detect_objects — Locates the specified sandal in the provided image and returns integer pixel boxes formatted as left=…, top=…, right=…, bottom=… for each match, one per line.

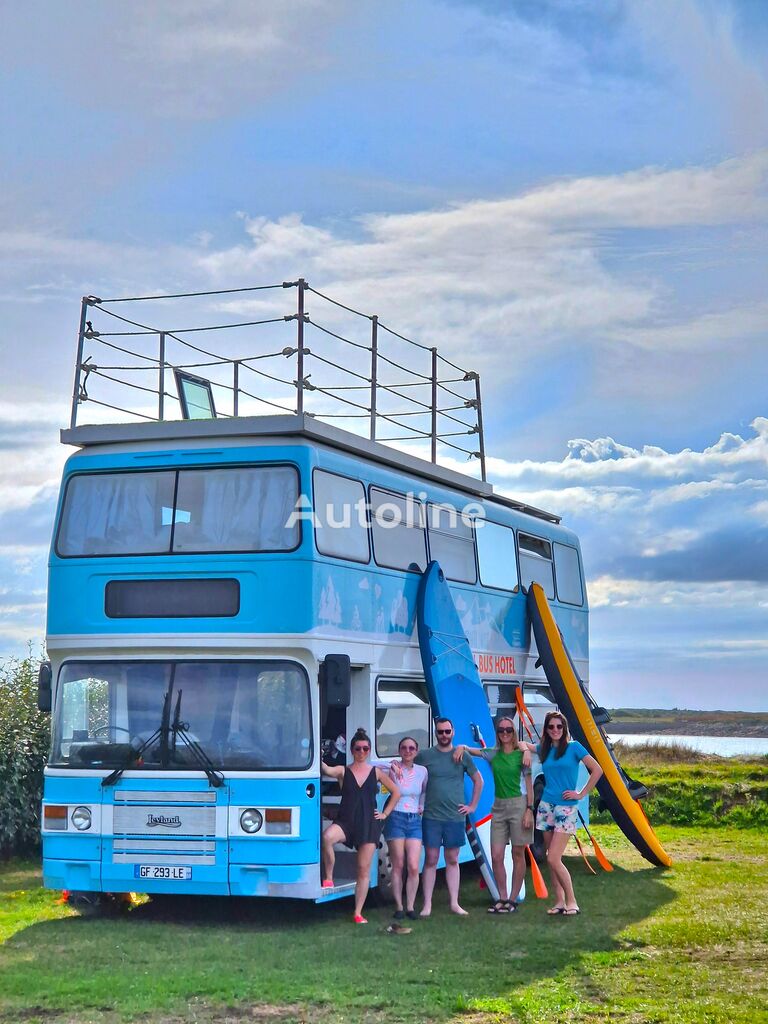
left=547, top=906, right=566, bottom=915
left=353, top=914, right=368, bottom=924
left=321, top=879, right=334, bottom=888
left=487, top=900, right=510, bottom=914
left=505, top=900, right=518, bottom=913
left=563, top=907, right=581, bottom=915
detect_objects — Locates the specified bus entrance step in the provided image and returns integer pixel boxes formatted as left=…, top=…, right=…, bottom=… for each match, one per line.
left=314, top=881, right=356, bottom=904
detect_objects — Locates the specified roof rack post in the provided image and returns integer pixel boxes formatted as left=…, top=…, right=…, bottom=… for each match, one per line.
left=158, top=332, right=166, bottom=421
left=475, top=373, right=486, bottom=482
left=233, top=359, right=240, bottom=417
left=70, top=296, right=90, bottom=429
left=296, top=278, right=306, bottom=415
left=370, top=315, right=378, bottom=440
left=430, top=347, right=438, bottom=464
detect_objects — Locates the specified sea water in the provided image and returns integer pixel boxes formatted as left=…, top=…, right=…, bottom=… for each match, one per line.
left=607, top=734, right=768, bottom=757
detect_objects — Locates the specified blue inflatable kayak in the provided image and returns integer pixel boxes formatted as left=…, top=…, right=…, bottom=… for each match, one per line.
left=417, top=561, right=511, bottom=903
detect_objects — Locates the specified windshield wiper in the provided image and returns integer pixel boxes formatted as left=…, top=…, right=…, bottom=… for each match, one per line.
left=169, top=689, right=225, bottom=789
left=102, top=688, right=172, bottom=788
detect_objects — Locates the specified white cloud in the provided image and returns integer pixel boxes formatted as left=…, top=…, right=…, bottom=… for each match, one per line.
left=588, top=575, right=768, bottom=610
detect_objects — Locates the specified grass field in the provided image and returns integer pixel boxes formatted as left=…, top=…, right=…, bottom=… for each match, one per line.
left=1, top=826, right=766, bottom=1024
left=590, top=746, right=768, bottom=828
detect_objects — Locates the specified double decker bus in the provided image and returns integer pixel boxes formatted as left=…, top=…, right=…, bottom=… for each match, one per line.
left=39, top=282, right=588, bottom=907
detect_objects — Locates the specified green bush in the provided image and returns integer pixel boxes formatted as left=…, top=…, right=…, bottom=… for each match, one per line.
left=589, top=750, right=768, bottom=829
left=0, top=655, right=51, bottom=858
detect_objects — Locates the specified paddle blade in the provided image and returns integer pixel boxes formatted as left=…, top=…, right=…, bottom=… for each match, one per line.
left=573, top=833, right=597, bottom=875
left=586, top=829, right=614, bottom=872
left=526, top=846, right=548, bottom=898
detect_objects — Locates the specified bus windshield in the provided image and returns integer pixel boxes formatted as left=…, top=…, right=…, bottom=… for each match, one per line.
left=50, top=660, right=312, bottom=771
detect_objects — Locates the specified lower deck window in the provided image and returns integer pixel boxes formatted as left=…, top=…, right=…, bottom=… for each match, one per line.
left=375, top=678, right=430, bottom=756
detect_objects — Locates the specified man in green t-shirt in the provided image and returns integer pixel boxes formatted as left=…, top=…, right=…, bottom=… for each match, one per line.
left=414, top=717, right=483, bottom=916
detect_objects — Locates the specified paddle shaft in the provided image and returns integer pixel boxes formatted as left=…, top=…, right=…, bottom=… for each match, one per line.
left=515, top=688, right=613, bottom=872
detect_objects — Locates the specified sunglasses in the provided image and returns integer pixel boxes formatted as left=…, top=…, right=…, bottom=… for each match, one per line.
left=547, top=722, right=564, bottom=731
left=436, top=728, right=452, bottom=735
left=400, top=745, right=417, bottom=751
left=352, top=744, right=370, bottom=752
left=497, top=727, right=514, bottom=734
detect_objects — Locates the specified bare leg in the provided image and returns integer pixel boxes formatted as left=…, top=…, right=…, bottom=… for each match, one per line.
left=388, top=838, right=405, bottom=911
left=404, top=838, right=422, bottom=912
left=321, top=823, right=346, bottom=884
left=354, top=843, right=376, bottom=918
left=490, top=843, right=509, bottom=902
left=509, top=845, right=527, bottom=904
left=445, top=847, right=467, bottom=915
left=544, top=830, right=566, bottom=911
left=546, top=831, right=577, bottom=910
left=420, top=846, right=440, bottom=917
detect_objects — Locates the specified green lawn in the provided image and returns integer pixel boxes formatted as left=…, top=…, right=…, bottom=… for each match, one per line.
left=1, top=827, right=766, bottom=1023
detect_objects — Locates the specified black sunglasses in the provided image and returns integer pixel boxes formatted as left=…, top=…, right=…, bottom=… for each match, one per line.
left=436, top=728, right=452, bottom=735
left=497, top=726, right=514, bottom=734
left=353, top=744, right=371, bottom=751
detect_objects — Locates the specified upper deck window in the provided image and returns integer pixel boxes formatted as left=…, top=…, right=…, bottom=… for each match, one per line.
left=369, top=487, right=426, bottom=573
left=172, top=466, right=298, bottom=553
left=476, top=520, right=519, bottom=592
left=554, top=542, right=584, bottom=606
left=313, top=470, right=370, bottom=563
left=518, top=532, right=555, bottom=599
left=56, top=465, right=299, bottom=557
left=427, top=504, right=476, bottom=584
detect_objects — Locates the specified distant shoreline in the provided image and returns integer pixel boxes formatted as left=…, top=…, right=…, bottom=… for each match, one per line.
left=606, top=708, right=768, bottom=738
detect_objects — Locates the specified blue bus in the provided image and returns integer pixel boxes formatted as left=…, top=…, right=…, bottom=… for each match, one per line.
left=39, top=283, right=589, bottom=908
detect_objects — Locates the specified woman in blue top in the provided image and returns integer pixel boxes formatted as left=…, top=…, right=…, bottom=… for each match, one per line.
left=534, top=711, right=602, bottom=916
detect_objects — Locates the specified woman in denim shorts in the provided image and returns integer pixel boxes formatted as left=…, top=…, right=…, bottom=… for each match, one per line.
left=382, top=736, right=428, bottom=920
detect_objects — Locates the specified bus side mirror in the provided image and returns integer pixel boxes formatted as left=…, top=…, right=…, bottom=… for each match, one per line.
left=38, top=661, right=52, bottom=713
left=320, top=655, right=351, bottom=708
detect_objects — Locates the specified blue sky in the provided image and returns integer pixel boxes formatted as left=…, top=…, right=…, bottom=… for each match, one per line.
left=1, top=0, right=766, bottom=709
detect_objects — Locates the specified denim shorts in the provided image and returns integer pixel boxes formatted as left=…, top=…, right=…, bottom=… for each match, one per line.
left=421, top=816, right=466, bottom=850
left=384, top=810, right=423, bottom=841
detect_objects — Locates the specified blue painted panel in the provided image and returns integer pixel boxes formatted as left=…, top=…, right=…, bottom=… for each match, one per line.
left=43, top=835, right=102, bottom=861
left=228, top=777, right=319, bottom=865
left=44, top=859, right=100, bottom=892
left=43, top=775, right=104, bottom=802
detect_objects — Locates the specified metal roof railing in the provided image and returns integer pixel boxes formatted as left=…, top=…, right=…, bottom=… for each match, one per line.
left=69, top=279, right=487, bottom=480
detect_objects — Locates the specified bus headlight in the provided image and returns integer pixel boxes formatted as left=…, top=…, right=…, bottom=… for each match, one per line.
left=71, top=806, right=92, bottom=831
left=240, top=809, right=263, bottom=834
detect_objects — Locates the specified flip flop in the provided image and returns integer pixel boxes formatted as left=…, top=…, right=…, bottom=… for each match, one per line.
left=353, top=914, right=368, bottom=924
left=547, top=907, right=566, bottom=915
left=321, top=879, right=334, bottom=888
left=563, top=908, right=581, bottom=915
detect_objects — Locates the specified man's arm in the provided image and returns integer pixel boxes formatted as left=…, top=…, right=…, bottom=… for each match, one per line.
left=458, top=769, right=483, bottom=816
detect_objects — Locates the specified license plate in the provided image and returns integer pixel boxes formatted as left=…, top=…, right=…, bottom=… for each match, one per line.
left=133, top=865, right=192, bottom=880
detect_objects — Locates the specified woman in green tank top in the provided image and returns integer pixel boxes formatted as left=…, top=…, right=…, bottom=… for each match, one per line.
left=454, top=716, right=534, bottom=913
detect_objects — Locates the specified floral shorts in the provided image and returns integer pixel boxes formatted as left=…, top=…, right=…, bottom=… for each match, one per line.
left=536, top=800, right=579, bottom=835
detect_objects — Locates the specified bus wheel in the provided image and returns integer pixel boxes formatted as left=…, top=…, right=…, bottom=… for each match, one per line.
left=375, top=835, right=394, bottom=904
left=66, top=891, right=127, bottom=917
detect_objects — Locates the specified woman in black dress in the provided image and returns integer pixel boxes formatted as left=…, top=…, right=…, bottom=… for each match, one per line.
left=321, top=727, right=401, bottom=923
